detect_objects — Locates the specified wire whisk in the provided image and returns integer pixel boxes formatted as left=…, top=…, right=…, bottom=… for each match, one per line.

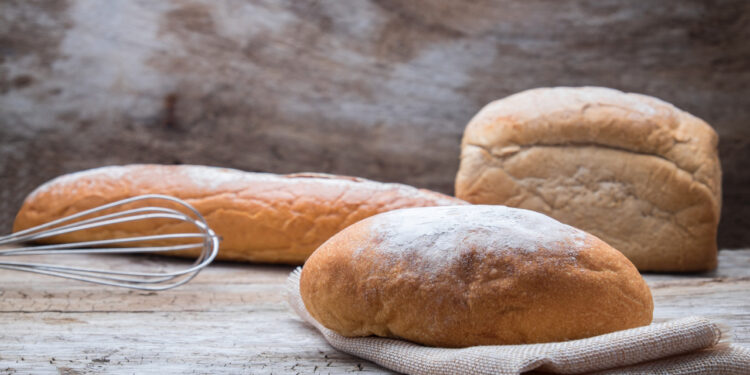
left=0, top=194, right=219, bottom=290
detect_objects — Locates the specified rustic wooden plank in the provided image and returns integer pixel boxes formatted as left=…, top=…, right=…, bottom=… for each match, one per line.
left=645, top=250, right=750, bottom=347
left=0, top=253, right=392, bottom=374
left=0, top=311, right=394, bottom=374
left=1, top=0, right=749, bottom=248
left=0, top=250, right=748, bottom=373
left=0, top=255, right=291, bottom=313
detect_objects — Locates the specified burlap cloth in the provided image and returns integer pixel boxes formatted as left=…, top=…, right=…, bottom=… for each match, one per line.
left=286, top=269, right=750, bottom=374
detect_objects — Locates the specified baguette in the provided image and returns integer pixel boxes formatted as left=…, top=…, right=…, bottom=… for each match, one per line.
left=14, top=164, right=466, bottom=264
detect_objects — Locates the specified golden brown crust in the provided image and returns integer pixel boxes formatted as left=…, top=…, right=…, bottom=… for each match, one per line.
left=13, top=164, right=466, bottom=264
left=300, top=205, right=653, bottom=347
left=455, top=87, right=721, bottom=272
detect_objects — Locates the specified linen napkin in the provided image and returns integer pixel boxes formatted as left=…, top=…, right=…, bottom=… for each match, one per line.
left=287, top=268, right=750, bottom=374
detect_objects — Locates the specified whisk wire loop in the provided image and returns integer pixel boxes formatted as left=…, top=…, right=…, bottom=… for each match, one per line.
left=0, top=194, right=219, bottom=290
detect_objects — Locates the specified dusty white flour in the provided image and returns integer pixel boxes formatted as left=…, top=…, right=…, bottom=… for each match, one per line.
left=178, top=165, right=269, bottom=190
left=28, top=165, right=457, bottom=205
left=177, top=167, right=458, bottom=203
left=361, top=205, right=587, bottom=273
left=28, top=165, right=131, bottom=199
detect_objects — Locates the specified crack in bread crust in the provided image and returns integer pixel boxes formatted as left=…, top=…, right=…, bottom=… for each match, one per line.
left=465, top=141, right=715, bottom=199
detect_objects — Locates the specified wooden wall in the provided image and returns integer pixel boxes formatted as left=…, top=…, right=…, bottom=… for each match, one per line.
left=1, top=0, right=748, bottom=247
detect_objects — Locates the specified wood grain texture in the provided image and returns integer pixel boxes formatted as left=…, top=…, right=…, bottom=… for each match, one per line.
left=0, top=249, right=748, bottom=374
left=1, top=0, right=749, bottom=248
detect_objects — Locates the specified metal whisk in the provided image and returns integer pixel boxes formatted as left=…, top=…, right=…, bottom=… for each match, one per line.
left=0, top=194, right=219, bottom=290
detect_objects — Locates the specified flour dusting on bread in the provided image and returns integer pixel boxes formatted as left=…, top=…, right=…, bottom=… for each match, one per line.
left=361, top=205, right=587, bottom=272
left=29, top=165, right=457, bottom=206
left=178, top=165, right=271, bottom=190
left=28, top=165, right=130, bottom=199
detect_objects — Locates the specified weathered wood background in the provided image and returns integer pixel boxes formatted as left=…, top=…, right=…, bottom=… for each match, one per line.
left=0, top=250, right=748, bottom=373
left=1, top=0, right=749, bottom=246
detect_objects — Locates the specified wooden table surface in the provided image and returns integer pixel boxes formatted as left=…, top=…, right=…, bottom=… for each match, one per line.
left=1, top=250, right=749, bottom=374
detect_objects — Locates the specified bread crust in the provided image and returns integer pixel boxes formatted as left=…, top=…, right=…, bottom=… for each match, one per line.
left=300, top=205, right=653, bottom=347
left=455, top=87, right=721, bottom=271
left=13, top=164, right=466, bottom=264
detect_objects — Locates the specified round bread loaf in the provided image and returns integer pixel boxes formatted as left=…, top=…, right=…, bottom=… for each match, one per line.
left=300, top=205, right=653, bottom=348
left=13, top=164, right=465, bottom=264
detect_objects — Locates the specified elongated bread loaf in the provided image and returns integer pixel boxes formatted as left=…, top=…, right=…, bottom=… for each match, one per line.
left=455, top=87, right=722, bottom=272
left=13, top=164, right=466, bottom=264
left=301, top=205, right=654, bottom=347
